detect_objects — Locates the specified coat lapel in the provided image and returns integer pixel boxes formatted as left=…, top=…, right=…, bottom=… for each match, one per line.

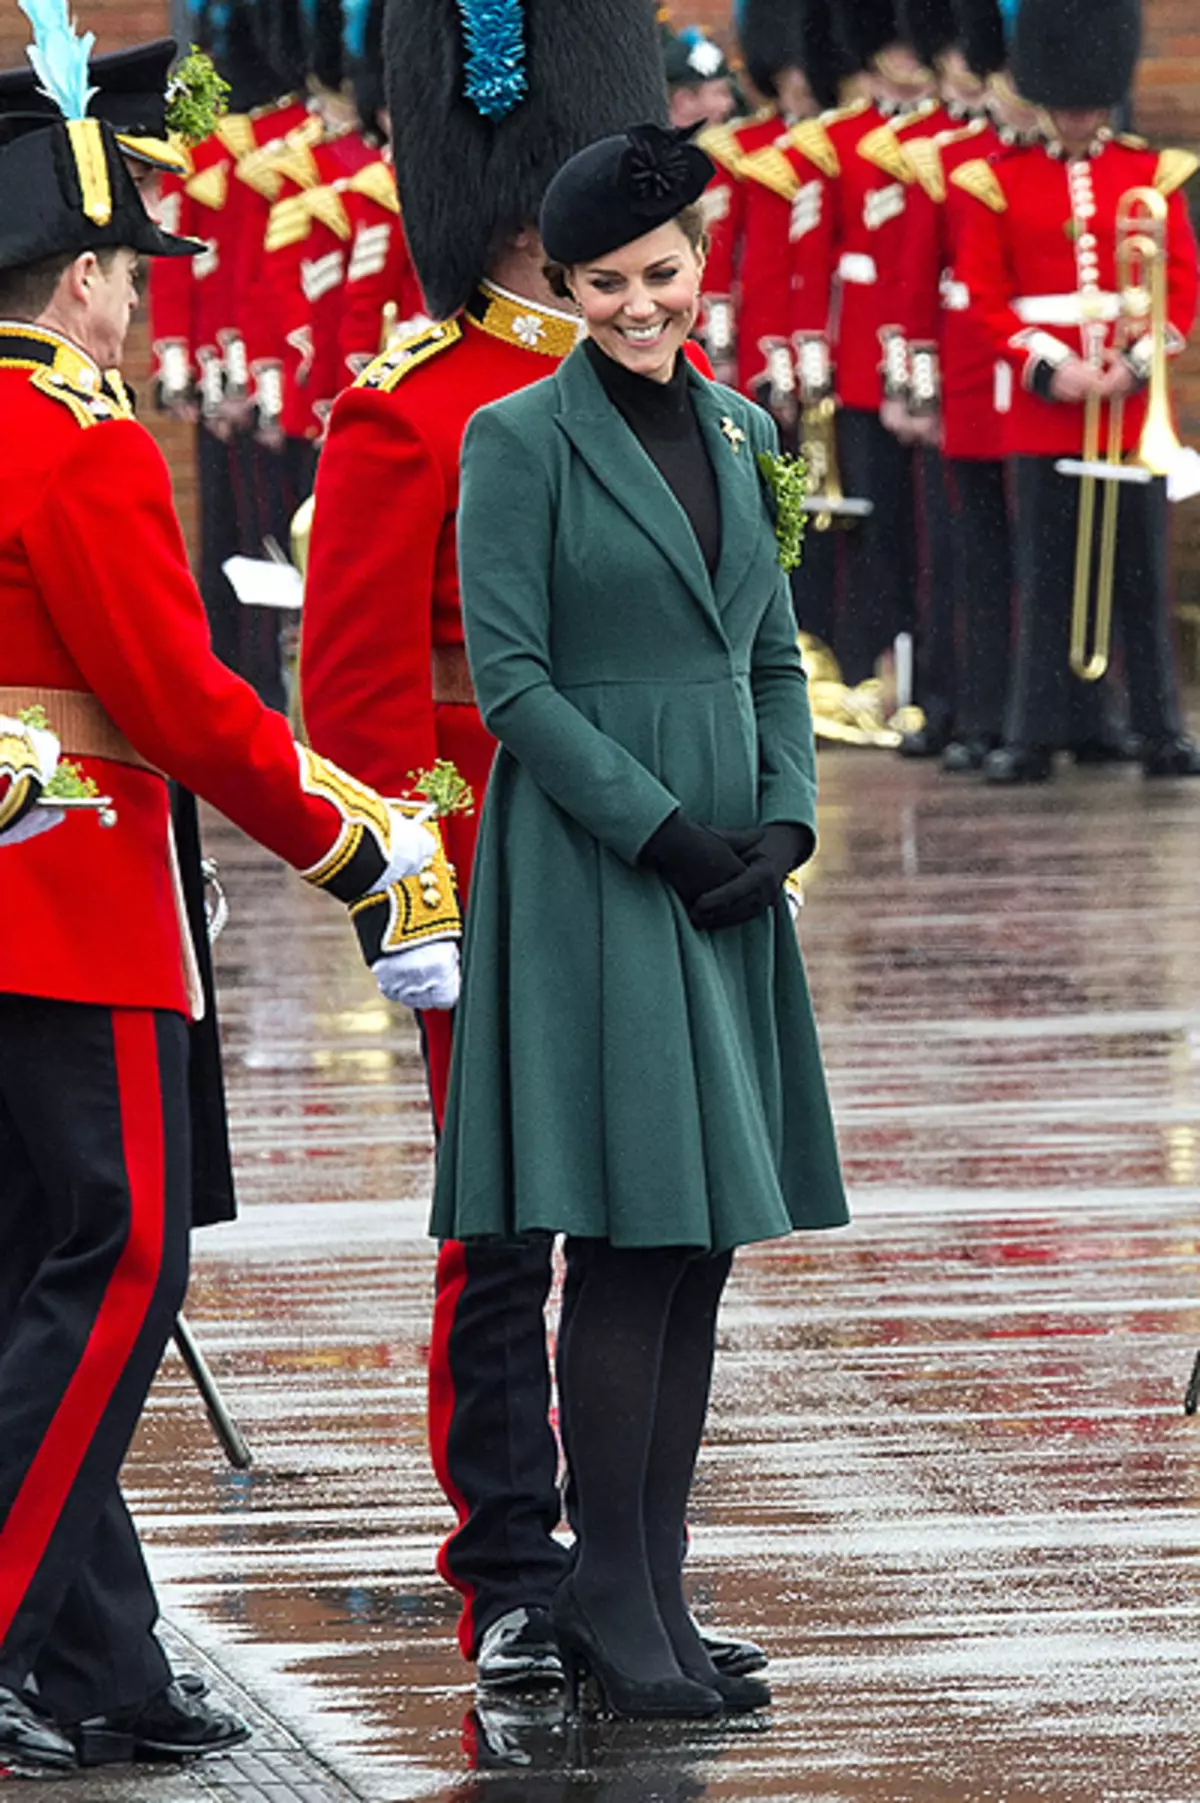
left=553, top=347, right=723, bottom=634
left=688, top=373, right=764, bottom=613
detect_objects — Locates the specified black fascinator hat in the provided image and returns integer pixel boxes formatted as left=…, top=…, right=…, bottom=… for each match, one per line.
left=540, top=124, right=714, bottom=267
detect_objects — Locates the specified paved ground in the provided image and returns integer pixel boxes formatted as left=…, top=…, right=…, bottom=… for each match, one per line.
left=17, top=747, right=1200, bottom=1801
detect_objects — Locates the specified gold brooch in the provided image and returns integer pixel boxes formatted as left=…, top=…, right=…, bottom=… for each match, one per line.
left=720, top=415, right=746, bottom=451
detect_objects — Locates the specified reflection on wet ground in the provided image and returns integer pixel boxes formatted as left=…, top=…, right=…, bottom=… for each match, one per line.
left=121, top=752, right=1200, bottom=1801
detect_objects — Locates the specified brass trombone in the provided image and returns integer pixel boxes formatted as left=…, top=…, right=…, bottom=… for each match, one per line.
left=1066, top=187, right=1181, bottom=681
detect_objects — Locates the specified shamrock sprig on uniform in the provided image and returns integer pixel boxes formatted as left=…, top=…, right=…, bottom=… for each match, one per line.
left=164, top=47, right=230, bottom=145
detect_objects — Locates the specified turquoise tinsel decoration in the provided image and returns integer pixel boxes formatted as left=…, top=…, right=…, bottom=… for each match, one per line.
left=343, top=0, right=370, bottom=61
left=456, top=0, right=527, bottom=122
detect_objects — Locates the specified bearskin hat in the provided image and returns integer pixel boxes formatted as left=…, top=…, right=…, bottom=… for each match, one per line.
left=1011, top=0, right=1140, bottom=109
left=832, top=0, right=898, bottom=69
left=951, top=0, right=1006, bottom=77
left=898, top=0, right=958, bottom=64
left=386, top=0, right=670, bottom=321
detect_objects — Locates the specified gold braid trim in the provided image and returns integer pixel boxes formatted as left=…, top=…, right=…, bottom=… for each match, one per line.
left=346, top=160, right=399, bottom=214
left=66, top=119, right=113, bottom=226
left=788, top=117, right=839, bottom=178
left=355, top=319, right=462, bottom=391
left=740, top=144, right=801, bottom=202
left=298, top=745, right=392, bottom=888
left=857, top=123, right=915, bottom=184
left=350, top=836, right=461, bottom=952
left=904, top=136, right=945, bottom=203
left=1155, top=149, right=1200, bottom=197
left=185, top=160, right=229, bottom=210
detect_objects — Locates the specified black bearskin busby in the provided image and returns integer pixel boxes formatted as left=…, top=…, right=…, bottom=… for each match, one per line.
left=951, top=0, right=1006, bottom=78
left=800, top=0, right=851, bottom=110
left=898, top=0, right=957, bottom=65
left=737, top=0, right=806, bottom=97
left=386, top=0, right=670, bottom=321
left=192, top=0, right=278, bottom=111
left=1011, top=0, right=1140, bottom=109
left=352, top=0, right=386, bottom=138
left=262, top=0, right=309, bottom=94
left=311, top=0, right=345, bottom=92
left=833, top=0, right=898, bottom=69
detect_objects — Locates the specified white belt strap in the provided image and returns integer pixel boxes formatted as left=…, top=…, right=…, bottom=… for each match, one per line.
left=838, top=252, right=878, bottom=286
left=1013, top=291, right=1120, bottom=326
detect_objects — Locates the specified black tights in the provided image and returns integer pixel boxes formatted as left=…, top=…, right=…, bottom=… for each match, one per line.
left=558, top=1240, right=733, bottom=1684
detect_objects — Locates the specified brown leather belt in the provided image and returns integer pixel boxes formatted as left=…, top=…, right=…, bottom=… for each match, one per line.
left=431, top=643, right=475, bottom=708
left=0, top=686, right=156, bottom=771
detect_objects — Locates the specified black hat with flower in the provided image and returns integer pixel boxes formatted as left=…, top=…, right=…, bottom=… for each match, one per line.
left=539, top=123, right=714, bottom=268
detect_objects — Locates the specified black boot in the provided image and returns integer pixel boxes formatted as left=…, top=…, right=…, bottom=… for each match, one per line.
left=1142, top=737, right=1200, bottom=777
left=984, top=744, right=1053, bottom=785
left=72, top=1681, right=249, bottom=1765
left=476, top=1607, right=564, bottom=1694
left=941, top=736, right=998, bottom=773
left=0, top=1685, right=75, bottom=1774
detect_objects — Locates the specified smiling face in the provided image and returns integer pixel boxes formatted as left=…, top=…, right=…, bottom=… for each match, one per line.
left=569, top=219, right=704, bottom=385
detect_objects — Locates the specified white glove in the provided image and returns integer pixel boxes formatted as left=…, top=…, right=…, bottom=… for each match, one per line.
left=372, top=940, right=460, bottom=1012
left=374, top=805, right=438, bottom=889
left=0, top=805, right=65, bottom=847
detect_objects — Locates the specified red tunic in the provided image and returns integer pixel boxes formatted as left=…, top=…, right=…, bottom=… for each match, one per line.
left=791, top=98, right=939, bottom=411
left=338, top=184, right=427, bottom=381
left=955, top=136, right=1200, bottom=457
left=893, top=117, right=1010, bottom=460
left=147, top=122, right=248, bottom=384
left=0, top=330, right=357, bottom=1014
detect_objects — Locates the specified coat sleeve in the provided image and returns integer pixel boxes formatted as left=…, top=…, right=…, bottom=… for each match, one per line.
left=300, top=384, right=443, bottom=793
left=20, top=420, right=345, bottom=873
left=748, top=418, right=819, bottom=838
left=458, top=407, right=679, bottom=866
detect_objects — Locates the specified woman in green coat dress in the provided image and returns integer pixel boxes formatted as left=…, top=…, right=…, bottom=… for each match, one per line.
left=432, top=124, right=848, bottom=1719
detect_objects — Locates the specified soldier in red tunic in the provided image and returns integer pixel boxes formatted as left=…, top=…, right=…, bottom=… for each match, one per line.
left=956, top=0, right=1200, bottom=783
left=301, top=0, right=765, bottom=1692
left=694, top=0, right=845, bottom=646
left=0, top=69, right=454, bottom=1772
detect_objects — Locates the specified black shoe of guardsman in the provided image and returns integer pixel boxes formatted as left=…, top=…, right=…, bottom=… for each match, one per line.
left=72, top=1681, right=250, bottom=1765
left=476, top=1607, right=565, bottom=1693
left=983, top=744, right=1053, bottom=785
left=699, top=1629, right=769, bottom=1678
left=0, top=1685, right=76, bottom=1773
left=1142, top=737, right=1200, bottom=778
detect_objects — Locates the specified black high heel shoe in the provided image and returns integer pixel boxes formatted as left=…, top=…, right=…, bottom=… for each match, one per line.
left=551, top=1583, right=723, bottom=1721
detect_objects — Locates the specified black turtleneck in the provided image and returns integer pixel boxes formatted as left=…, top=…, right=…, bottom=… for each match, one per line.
left=583, top=338, right=721, bottom=578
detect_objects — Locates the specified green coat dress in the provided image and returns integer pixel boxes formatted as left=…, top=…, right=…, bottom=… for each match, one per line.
left=430, top=344, right=847, bottom=1253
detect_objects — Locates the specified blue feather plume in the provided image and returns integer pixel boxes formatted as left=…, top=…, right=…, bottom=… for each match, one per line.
left=997, top=0, right=1021, bottom=39
left=456, top=0, right=527, bottom=122
left=18, top=0, right=98, bottom=121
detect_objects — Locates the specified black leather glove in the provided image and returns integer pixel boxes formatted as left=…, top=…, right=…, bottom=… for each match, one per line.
left=640, top=810, right=748, bottom=908
left=689, top=822, right=813, bottom=931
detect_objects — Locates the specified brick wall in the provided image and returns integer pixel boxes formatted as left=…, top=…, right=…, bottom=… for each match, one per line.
left=3, top=0, right=1198, bottom=583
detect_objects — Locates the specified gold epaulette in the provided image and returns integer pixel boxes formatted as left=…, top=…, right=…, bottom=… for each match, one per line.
left=354, top=318, right=463, bottom=392
left=345, top=159, right=399, bottom=214
left=740, top=144, right=800, bottom=202
left=1117, top=132, right=1150, bottom=150
left=1155, top=148, right=1200, bottom=196
left=237, top=118, right=323, bottom=201
left=696, top=122, right=745, bottom=179
left=904, top=136, right=945, bottom=202
left=950, top=158, right=1007, bottom=212
left=789, top=117, right=839, bottom=178
left=818, top=96, right=871, bottom=128
left=214, top=113, right=255, bottom=160
left=858, top=122, right=914, bottom=184
left=184, top=160, right=228, bottom=211
left=0, top=329, right=131, bottom=428
left=265, top=181, right=353, bottom=251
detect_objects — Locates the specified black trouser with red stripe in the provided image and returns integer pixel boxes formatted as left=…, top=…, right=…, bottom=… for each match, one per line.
left=429, top=1237, right=571, bottom=1660
left=0, top=997, right=190, bottom=1724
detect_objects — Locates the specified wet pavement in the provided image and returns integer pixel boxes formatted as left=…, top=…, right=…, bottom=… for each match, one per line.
left=37, top=749, right=1200, bottom=1801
